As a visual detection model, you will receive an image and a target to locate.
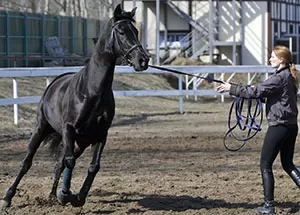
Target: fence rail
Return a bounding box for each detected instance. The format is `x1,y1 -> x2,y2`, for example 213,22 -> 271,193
0,65 -> 289,124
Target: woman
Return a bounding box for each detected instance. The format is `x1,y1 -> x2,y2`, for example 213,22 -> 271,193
216,45 -> 300,215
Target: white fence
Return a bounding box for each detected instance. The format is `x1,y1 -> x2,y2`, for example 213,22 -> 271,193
0,65 -> 284,124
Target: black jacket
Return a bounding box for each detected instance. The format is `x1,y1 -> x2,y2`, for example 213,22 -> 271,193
230,66 -> 298,126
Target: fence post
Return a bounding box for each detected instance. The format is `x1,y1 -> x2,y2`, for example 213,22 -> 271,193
185,75 -> 188,98
193,77 -> 197,101
46,77 -> 51,86
265,68 -> 269,81
13,78 -> 18,125
221,72 -> 224,102
178,74 -> 183,113
247,72 -> 250,85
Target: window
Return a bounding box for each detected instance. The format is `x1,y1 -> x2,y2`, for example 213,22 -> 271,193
159,32 -> 189,48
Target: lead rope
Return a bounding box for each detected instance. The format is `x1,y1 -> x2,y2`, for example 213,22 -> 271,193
223,97 -> 263,151
148,65 -> 264,151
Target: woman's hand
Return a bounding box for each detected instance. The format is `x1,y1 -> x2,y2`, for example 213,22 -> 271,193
216,82 -> 231,93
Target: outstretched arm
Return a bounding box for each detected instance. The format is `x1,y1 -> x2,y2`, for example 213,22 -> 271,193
216,82 -> 232,93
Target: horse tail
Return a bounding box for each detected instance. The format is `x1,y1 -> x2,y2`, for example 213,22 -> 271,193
43,133 -> 62,157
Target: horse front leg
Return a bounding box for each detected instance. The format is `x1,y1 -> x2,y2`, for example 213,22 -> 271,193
56,123 -> 76,205
49,145 -> 87,200
71,136 -> 107,207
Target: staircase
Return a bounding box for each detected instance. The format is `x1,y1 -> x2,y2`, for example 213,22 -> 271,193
165,0 -> 209,36
164,0 -> 242,64
164,0 -> 214,61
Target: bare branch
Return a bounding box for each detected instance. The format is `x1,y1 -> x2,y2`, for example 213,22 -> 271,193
53,0 -> 66,12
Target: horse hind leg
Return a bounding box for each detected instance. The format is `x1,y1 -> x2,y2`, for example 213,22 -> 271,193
71,136 -> 107,207
48,134 -> 63,200
49,155 -> 64,200
0,119 -> 51,210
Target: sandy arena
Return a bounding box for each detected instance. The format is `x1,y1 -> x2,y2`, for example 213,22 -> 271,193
1,98 -> 300,215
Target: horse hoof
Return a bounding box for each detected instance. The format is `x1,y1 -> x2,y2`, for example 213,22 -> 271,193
70,194 -> 86,207
56,189 -> 72,205
0,199 -> 10,210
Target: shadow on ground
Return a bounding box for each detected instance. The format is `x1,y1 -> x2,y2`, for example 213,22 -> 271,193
90,190 -> 300,214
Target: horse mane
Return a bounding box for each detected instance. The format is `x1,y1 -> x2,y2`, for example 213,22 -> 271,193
94,19 -> 114,53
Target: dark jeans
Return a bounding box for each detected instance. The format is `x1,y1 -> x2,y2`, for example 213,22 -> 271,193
260,124 -> 298,201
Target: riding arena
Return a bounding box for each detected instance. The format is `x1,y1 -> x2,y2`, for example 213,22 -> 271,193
1,2 -> 300,215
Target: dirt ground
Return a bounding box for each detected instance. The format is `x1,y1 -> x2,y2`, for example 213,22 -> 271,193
1,98 -> 300,215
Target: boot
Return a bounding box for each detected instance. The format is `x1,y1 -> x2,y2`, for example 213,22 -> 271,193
251,169 -> 276,214
290,168 -> 300,188
251,200 -> 275,215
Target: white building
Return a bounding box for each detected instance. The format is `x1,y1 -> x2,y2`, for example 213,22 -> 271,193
124,0 -> 300,66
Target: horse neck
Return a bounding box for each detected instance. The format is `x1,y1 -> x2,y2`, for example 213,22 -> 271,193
83,41 -> 116,96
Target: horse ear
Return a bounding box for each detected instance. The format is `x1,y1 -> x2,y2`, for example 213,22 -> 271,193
130,7 -> 137,18
114,4 -> 123,17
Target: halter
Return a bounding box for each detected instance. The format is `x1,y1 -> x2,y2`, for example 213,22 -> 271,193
123,44 -> 142,60
112,19 -> 142,64
112,19 -> 131,28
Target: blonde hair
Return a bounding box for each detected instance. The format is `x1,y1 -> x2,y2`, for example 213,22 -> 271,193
273,45 -> 299,89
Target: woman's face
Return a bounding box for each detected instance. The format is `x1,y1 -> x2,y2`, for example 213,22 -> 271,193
269,51 -> 282,68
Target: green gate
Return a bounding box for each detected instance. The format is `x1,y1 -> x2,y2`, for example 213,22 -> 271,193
0,10 -> 104,67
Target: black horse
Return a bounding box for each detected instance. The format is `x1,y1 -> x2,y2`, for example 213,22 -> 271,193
0,4 -> 149,209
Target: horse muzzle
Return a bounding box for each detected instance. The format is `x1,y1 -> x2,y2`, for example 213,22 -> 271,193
132,54 -> 149,71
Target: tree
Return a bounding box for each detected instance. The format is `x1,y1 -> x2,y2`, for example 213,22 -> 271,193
0,0 -> 124,19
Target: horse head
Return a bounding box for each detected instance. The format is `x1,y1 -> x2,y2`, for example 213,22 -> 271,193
112,4 -> 149,71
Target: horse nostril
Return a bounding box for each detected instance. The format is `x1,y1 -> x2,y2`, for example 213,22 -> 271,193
139,58 -> 146,67
139,57 -> 149,68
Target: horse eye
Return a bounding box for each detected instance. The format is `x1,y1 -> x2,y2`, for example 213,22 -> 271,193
117,27 -> 125,35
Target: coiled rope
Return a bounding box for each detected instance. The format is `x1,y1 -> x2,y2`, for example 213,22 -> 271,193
223,97 -> 263,151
